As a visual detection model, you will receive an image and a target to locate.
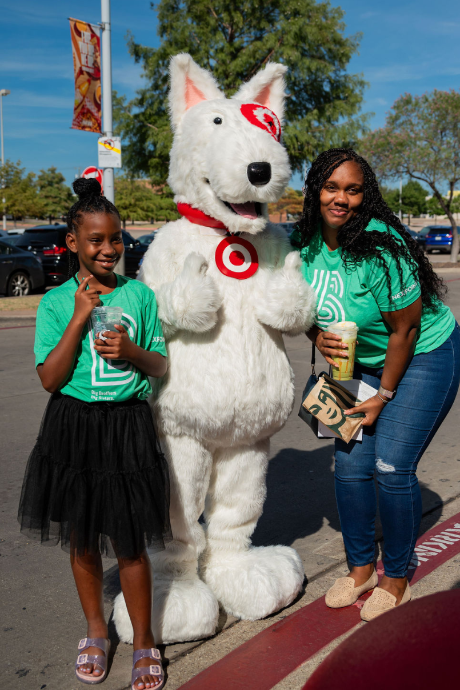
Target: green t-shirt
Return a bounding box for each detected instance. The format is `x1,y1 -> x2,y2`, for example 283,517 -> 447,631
292,219 -> 455,368
35,275 -> 167,402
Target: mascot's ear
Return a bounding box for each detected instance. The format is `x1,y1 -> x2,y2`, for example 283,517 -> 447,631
232,62 -> 287,123
169,53 -> 224,129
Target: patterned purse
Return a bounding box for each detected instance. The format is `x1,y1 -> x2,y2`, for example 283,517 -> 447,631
301,368 -> 365,444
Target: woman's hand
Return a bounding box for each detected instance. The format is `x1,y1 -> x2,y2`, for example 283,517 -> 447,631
73,275 -> 101,325
345,395 -> 385,426
315,330 -> 350,369
94,324 -> 134,360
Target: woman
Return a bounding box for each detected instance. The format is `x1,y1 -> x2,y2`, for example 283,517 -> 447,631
292,148 -> 460,620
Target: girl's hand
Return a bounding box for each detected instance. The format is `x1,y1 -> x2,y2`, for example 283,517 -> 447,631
345,395 -> 385,427
73,275 -> 101,325
315,330 -> 349,369
94,324 -> 133,360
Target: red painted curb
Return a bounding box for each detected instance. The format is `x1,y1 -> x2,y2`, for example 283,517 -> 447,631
177,512 -> 460,690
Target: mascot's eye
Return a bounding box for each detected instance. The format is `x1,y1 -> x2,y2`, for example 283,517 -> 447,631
213,117 -> 223,125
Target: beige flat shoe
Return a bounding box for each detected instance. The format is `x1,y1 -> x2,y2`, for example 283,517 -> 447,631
360,583 -> 411,621
325,570 -> 378,608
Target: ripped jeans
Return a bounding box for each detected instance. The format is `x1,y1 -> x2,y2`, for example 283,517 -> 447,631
334,323 -> 460,578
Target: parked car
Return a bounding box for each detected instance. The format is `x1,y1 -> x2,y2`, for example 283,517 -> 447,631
2,234 -> 24,247
423,226 -> 453,253
15,225 -> 70,286
137,233 -> 155,246
277,222 -> 296,236
0,239 -> 45,296
417,226 -> 431,250
403,225 -> 423,248
122,231 -> 149,277
13,225 -> 148,284
403,225 -> 432,251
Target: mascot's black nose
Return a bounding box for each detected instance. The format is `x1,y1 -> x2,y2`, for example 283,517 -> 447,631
247,162 -> 272,186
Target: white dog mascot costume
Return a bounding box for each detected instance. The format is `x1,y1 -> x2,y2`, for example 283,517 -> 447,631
114,54 -> 316,645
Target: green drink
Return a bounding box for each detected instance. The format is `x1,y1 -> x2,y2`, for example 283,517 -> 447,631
328,321 -> 359,381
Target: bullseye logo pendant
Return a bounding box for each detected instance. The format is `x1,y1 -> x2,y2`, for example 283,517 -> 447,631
215,236 -> 259,280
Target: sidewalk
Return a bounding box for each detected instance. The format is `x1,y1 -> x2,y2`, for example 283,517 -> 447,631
169,496 -> 460,690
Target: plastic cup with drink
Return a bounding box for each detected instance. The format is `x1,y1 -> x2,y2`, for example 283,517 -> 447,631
328,321 -> 359,381
91,306 -> 123,341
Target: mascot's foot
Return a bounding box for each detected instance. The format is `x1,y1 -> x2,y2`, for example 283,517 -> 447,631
202,545 -> 304,620
113,577 -> 220,645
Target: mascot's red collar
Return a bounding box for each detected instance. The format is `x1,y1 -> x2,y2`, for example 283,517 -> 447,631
177,202 -> 228,231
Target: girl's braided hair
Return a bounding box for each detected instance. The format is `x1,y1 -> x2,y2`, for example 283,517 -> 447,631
66,178 -> 120,279
296,148 -> 445,309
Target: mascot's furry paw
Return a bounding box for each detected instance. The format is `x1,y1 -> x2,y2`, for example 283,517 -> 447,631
202,545 -> 304,620
113,591 -> 134,644
158,252 -> 223,335
152,576 -> 220,644
113,577 -> 220,645
256,251 -> 316,335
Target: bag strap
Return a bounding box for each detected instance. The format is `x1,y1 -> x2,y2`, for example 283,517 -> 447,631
310,339 -> 332,378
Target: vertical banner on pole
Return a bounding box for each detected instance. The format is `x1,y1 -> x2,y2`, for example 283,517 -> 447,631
69,18 -> 102,133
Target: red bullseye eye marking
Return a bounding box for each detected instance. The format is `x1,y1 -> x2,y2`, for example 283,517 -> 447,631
215,237 -> 259,280
240,103 -> 281,142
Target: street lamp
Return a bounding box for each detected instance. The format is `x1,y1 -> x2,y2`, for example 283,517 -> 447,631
0,89 -> 11,232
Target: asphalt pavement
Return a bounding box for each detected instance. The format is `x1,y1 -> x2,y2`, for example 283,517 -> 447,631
1,269 -> 460,689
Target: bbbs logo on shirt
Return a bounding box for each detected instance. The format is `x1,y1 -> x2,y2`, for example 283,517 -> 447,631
311,269 -> 345,327
88,312 -> 137,387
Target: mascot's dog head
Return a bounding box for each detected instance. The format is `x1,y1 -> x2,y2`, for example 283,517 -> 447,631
168,54 -> 291,235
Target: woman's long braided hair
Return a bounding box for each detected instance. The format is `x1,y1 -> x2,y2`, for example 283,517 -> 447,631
66,177 -> 120,281
297,148 -> 445,309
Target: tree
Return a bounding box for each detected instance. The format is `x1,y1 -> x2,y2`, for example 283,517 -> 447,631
2,160 -> 42,225
452,194 -> 460,219
114,177 -> 179,228
382,180 -> 427,223
401,180 -> 427,221
114,0 -> 368,185
426,196 -> 445,219
36,167 -> 73,223
360,90 -> 460,262
268,187 -> 303,221
381,186 -> 399,216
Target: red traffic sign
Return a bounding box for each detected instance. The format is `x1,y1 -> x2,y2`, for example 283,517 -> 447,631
81,166 -> 104,193
215,236 -> 259,280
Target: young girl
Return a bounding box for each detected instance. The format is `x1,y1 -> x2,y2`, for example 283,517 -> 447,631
18,178 -> 171,689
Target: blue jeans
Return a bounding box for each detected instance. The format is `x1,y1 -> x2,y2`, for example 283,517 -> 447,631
334,323 -> 460,578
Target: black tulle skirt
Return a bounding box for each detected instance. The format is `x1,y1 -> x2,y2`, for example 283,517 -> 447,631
18,393 -> 171,559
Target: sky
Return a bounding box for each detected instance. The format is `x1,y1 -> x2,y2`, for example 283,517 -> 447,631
1,0 -> 460,189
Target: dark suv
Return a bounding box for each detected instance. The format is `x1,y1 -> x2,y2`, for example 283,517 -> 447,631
15,225 -> 69,286
15,225 -> 147,284
122,231 -> 148,277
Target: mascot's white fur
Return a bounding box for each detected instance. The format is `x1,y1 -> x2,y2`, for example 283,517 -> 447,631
114,54 -> 316,644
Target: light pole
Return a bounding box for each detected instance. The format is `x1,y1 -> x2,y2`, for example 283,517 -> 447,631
100,0 -> 124,273
101,0 -> 114,205
0,89 -> 11,231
